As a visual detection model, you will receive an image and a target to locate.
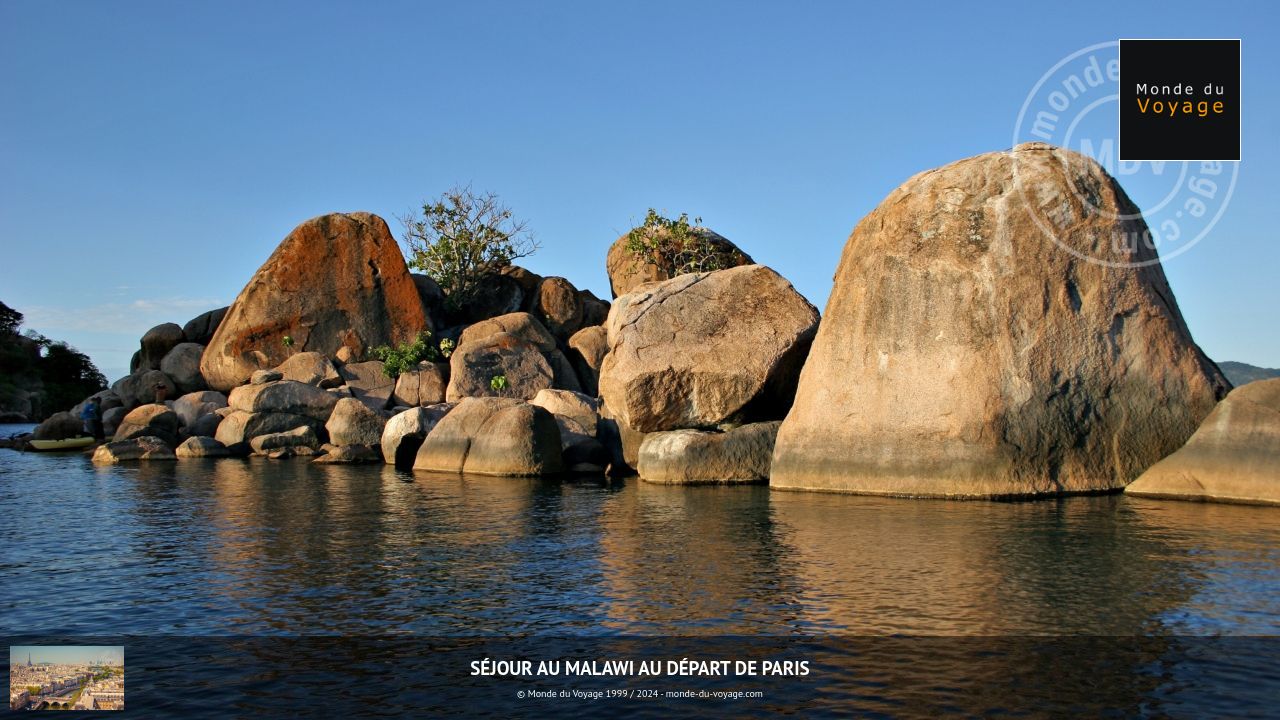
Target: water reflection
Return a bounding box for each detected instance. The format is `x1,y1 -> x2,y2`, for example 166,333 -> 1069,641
1,451 -> 1277,637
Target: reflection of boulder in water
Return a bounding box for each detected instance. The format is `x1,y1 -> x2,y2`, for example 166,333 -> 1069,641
594,483 -> 801,632
766,494 -> 1201,634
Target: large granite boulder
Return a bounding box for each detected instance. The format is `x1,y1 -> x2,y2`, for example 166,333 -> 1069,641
160,342 -> 206,394
176,436 -> 232,458
214,409 -> 322,447
578,289 -> 610,328
200,212 -> 429,391
274,352 -> 342,388
605,225 -> 752,298
452,272 -> 525,324
531,276 -> 584,340
250,425 -> 321,454
567,325 -> 608,397
181,306 -> 228,346
139,323 -> 185,371
446,332 -> 554,402
500,265 -> 543,306
32,411 -> 84,440
102,407 -> 127,437
113,404 -> 180,446
529,389 -> 598,437
92,436 -> 176,463
381,403 -> 453,469
392,362 -> 449,407
326,397 -> 387,447
457,312 -> 557,352
228,380 -> 338,422
173,391 -> 228,428
771,143 -> 1231,499
600,264 -> 819,432
413,397 -> 562,476
1126,379 -> 1280,505
637,421 -> 780,484
338,360 -> 395,411
112,369 -> 177,409
410,273 -> 446,327
313,444 -> 382,464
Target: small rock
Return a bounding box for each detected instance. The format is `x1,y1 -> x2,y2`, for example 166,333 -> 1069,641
251,370 -> 284,385
176,436 -> 231,458
92,436 -> 176,463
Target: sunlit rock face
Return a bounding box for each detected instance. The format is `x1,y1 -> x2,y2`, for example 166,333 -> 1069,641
771,143 -> 1229,498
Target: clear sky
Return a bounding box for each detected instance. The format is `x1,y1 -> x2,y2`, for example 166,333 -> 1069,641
2,0 -> 1276,382
9,645 -> 123,665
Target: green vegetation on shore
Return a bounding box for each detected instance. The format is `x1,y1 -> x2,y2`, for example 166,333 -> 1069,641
0,301 -> 106,421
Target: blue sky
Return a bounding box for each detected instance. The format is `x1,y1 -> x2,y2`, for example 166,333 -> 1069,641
9,645 -> 123,665
2,0 -> 1276,382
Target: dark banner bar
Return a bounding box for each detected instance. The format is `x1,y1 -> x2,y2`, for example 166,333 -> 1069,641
6,636 -> 1279,718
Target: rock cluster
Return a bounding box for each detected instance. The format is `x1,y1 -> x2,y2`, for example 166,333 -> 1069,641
47,152 -> 1264,508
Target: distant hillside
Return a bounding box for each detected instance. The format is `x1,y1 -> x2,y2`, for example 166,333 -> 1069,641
1218,361 -> 1280,388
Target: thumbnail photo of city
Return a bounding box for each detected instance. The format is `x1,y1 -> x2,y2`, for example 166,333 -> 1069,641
9,646 -> 123,711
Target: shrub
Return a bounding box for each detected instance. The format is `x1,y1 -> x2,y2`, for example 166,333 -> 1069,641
489,374 -> 508,391
399,186 -> 538,312
625,209 -> 736,276
371,332 -> 440,378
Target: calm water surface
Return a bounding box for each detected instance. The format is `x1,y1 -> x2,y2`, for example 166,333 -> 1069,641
2,424 -> 1278,716
2,425 -> 1276,636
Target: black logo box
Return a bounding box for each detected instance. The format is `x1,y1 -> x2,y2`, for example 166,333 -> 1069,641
1119,39 -> 1240,161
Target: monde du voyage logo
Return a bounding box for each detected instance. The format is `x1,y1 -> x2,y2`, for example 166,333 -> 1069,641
1012,39 -> 1240,268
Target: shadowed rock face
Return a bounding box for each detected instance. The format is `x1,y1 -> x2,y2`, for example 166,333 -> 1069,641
600,264 -> 820,433
200,212 -> 429,391
1127,378 -> 1280,505
771,143 -> 1230,499
637,421 -> 780,485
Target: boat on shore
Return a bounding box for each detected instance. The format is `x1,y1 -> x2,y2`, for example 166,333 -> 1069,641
27,436 -> 96,452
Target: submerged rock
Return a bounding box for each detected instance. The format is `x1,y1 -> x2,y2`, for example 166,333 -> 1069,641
637,421 -> 779,484
1126,379 -> 1280,505
771,143 -> 1230,499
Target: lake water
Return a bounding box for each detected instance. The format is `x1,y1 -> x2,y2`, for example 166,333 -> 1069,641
3,422 -> 1278,717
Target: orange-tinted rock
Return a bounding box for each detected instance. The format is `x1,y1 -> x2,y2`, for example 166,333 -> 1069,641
200,213 -> 428,391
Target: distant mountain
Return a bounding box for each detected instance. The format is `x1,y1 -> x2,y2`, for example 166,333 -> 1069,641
1217,361 -> 1280,388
